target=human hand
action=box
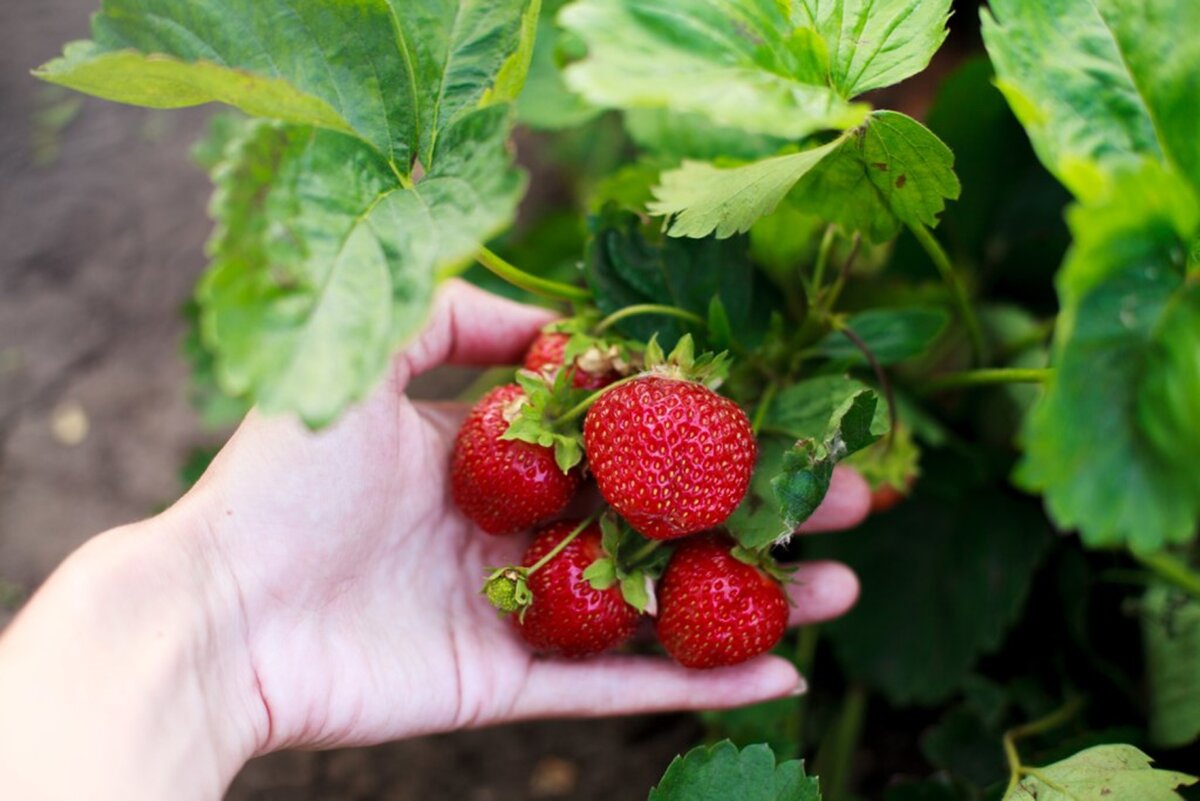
[180,280,869,758]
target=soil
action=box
[0,2,697,798]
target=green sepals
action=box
[729,545,795,586]
[707,297,735,352]
[584,511,671,613]
[773,390,884,532]
[482,566,533,616]
[643,334,732,389]
[1009,744,1196,801]
[501,370,589,473]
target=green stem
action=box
[910,224,985,365]
[832,318,897,442]
[810,224,837,298]
[818,684,867,801]
[818,231,861,317]
[788,626,819,756]
[924,367,1053,393]
[751,381,779,436]
[475,246,591,303]
[626,538,662,566]
[1001,694,1085,800]
[1133,551,1200,601]
[527,514,598,574]
[558,373,644,424]
[595,304,706,333]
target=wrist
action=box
[0,510,267,798]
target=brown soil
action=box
[0,2,695,797]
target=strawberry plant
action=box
[35,0,1200,798]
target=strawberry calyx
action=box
[481,515,598,619]
[729,541,796,586]
[581,512,673,614]
[500,369,590,473]
[642,334,731,389]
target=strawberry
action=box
[869,480,911,513]
[451,384,581,535]
[655,534,789,669]
[516,519,640,657]
[583,375,756,540]
[523,332,621,390]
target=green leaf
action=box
[1137,284,1200,477]
[792,0,952,98]
[35,0,536,168]
[648,741,820,801]
[1015,165,1200,550]
[772,391,881,531]
[763,375,889,441]
[200,108,524,425]
[980,0,1161,200]
[516,0,601,129]
[818,308,949,366]
[560,0,869,140]
[1096,0,1200,200]
[651,111,959,242]
[584,211,779,350]
[1011,744,1196,801]
[624,108,787,163]
[806,469,1050,704]
[1141,583,1200,748]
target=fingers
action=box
[796,466,870,533]
[785,561,859,627]
[398,279,557,382]
[511,654,802,720]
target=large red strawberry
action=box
[451,384,581,535]
[655,534,789,669]
[523,332,621,390]
[516,519,640,656]
[583,375,756,539]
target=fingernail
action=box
[791,676,809,697]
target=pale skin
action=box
[0,281,869,800]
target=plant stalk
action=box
[1002,694,1085,799]
[924,367,1053,393]
[817,684,867,801]
[475,246,591,303]
[811,224,838,296]
[1133,551,1200,602]
[558,373,644,423]
[527,514,598,574]
[910,224,985,365]
[595,304,706,333]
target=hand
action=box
[0,281,869,799]
[185,280,869,755]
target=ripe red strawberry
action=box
[451,384,581,535]
[523,332,621,390]
[583,375,756,540]
[516,519,640,656]
[655,534,789,669]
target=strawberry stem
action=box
[557,373,643,424]
[595,304,707,334]
[751,380,779,436]
[475,246,591,303]
[526,513,597,575]
[626,538,662,566]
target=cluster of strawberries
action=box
[450,330,791,669]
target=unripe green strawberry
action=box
[655,534,789,669]
[451,384,581,535]
[583,375,756,540]
[516,519,640,656]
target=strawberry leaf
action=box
[35,0,539,170]
[199,109,524,426]
[561,0,868,141]
[1015,164,1200,550]
[648,741,820,801]
[650,111,959,242]
[817,308,949,367]
[1010,744,1196,801]
[772,391,882,531]
[1141,583,1200,748]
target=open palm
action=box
[181,281,868,754]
